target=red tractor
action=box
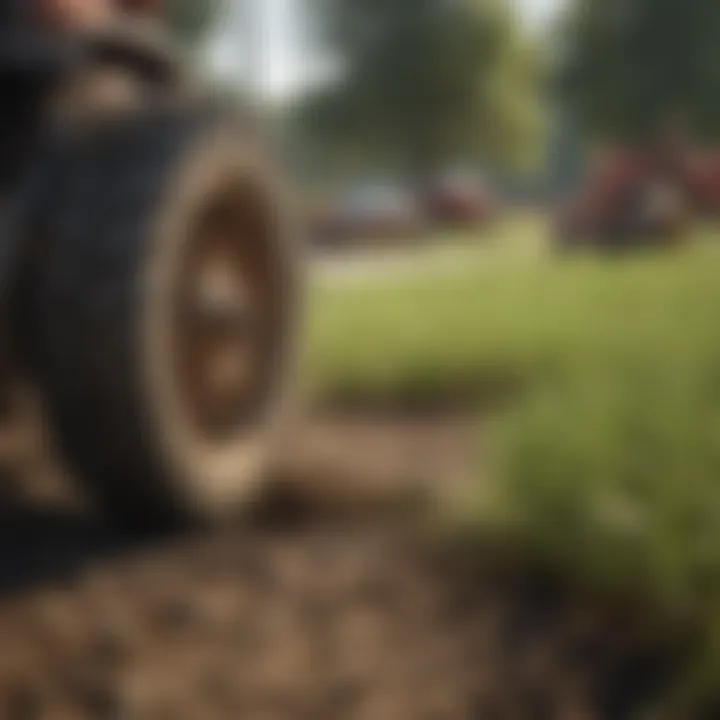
[684,151,720,218]
[555,148,691,251]
[424,171,500,230]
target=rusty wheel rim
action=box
[172,181,284,443]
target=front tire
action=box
[22,106,303,527]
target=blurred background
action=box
[190,0,720,251]
[5,1,720,718]
[194,2,720,715]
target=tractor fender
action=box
[48,23,193,128]
[78,22,184,85]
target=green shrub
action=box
[309,225,720,710]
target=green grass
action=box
[306,222,720,712]
[308,223,720,407]
[306,216,554,404]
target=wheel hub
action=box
[173,187,281,442]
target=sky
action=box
[208,0,563,101]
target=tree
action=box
[559,0,720,144]
[295,0,546,178]
[165,0,219,46]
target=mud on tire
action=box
[19,106,302,527]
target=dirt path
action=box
[0,413,683,720]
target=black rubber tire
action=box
[19,105,303,528]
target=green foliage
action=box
[559,0,720,142]
[297,0,546,176]
[165,0,218,45]
[308,222,720,712]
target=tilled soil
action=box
[0,412,686,720]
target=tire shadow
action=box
[0,496,177,597]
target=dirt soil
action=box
[0,411,686,720]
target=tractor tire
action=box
[20,105,303,528]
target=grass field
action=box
[306,218,720,711]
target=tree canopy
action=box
[559,0,720,144]
[165,0,218,46]
[295,0,546,178]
